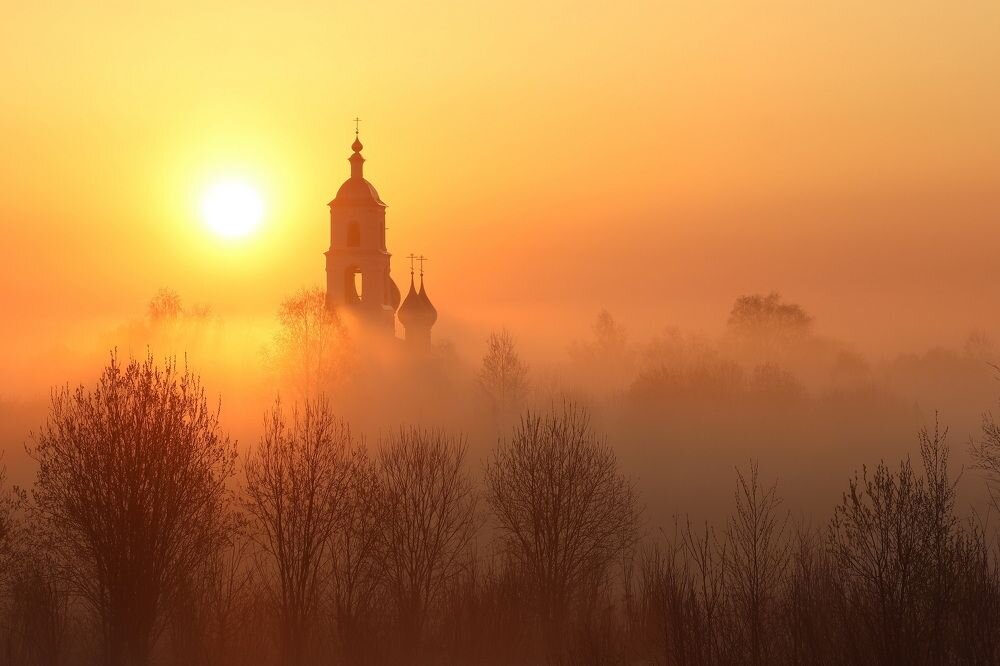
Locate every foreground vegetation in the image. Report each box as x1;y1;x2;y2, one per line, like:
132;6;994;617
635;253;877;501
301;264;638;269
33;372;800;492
2;291;1000;665
1;349;999;666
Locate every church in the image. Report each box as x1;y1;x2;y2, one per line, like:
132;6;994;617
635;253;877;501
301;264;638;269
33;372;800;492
323;129;438;349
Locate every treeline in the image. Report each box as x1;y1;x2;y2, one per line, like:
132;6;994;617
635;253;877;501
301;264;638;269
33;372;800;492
1;352;1000;666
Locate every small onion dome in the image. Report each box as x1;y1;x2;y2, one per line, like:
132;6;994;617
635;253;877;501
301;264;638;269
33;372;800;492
352;137;363;153
417;280;438;326
396;277;428;328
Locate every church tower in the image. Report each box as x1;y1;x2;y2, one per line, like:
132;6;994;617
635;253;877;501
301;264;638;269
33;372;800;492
325;130;400;331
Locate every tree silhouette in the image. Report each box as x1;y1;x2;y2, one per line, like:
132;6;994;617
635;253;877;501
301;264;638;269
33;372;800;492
569;310;636;391
0;458;21;588
971;400;1000;510
28;352;236;666
329;446;383;663
478;329;529;418
374;428;477;656
270;288;351;398
147;288;183;322
727;292;812;362
166;529;256;666
485;403;640;655
3;553;69;666
827;421;966;665
242;397;359;666
725;462;789;666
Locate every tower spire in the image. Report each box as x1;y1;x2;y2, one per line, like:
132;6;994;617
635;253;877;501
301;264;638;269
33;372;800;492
349;120;364;179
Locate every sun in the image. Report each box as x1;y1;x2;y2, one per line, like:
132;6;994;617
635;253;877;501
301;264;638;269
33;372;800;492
200;180;264;238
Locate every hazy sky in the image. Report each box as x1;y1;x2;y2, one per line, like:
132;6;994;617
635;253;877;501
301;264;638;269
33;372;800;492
2;0;999;364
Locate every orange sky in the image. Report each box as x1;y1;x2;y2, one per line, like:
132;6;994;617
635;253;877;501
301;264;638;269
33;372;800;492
2;0;999;367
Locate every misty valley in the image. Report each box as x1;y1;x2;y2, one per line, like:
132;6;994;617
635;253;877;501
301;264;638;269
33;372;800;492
1;289;999;666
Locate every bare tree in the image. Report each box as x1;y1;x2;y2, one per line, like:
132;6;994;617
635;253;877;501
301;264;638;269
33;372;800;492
827;421;965;666
485;403;640;654
28;352;236;666
777;526;838;666
629;521;724;666
971;400;1000;510
682;519;730;664
0;457;22;588
167;527;256;666
269;288;352;398
828;457;923;664
479;329;529;418
328;447;383;663
374;428;477;655
242;397;359;666
726;462;789;666
3;552;70;666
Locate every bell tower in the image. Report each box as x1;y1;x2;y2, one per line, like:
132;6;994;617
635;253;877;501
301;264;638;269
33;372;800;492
325;125;400;331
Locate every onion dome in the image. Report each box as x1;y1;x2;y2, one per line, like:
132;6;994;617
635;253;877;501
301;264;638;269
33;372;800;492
417;279;438;326
396;276;426;328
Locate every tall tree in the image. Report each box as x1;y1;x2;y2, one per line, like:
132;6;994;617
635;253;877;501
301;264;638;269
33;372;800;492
479;329;529;418
270;287;352;398
329;447;383;663
485;403;640;654
374;428;477;655
827;421;965;665
726;462;789;666
29;353;236;666
242;397;359;666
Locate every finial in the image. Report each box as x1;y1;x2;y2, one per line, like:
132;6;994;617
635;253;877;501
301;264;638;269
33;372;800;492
406;253;417;278
351;118;363;153
417;255;427;278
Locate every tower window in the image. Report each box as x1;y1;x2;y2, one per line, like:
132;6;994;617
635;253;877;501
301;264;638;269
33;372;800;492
344;266;362;303
347;222;360;247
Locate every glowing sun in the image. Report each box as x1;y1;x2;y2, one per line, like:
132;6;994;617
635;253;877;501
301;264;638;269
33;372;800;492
201;180;264;238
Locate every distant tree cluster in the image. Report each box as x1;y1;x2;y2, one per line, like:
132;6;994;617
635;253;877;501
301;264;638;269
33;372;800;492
726;292;812;361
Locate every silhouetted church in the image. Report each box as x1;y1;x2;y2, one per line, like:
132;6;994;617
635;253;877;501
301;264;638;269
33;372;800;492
324;129;437;348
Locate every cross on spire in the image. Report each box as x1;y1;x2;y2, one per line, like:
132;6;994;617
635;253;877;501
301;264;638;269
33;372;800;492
353;117;361;135
417;255;428;277
406;253;417;277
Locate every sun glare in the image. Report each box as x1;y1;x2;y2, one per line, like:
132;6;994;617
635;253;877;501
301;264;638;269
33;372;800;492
201;180;264;238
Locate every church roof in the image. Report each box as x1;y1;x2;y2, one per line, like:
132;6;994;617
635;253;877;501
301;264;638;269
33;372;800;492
397;275;437;327
329;177;386;207
328;133;387;208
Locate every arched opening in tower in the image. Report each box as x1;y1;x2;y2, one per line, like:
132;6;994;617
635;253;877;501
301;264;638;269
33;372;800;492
344;266;363;304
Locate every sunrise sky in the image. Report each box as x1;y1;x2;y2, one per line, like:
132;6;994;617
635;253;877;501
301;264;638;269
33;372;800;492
2;0;999;367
